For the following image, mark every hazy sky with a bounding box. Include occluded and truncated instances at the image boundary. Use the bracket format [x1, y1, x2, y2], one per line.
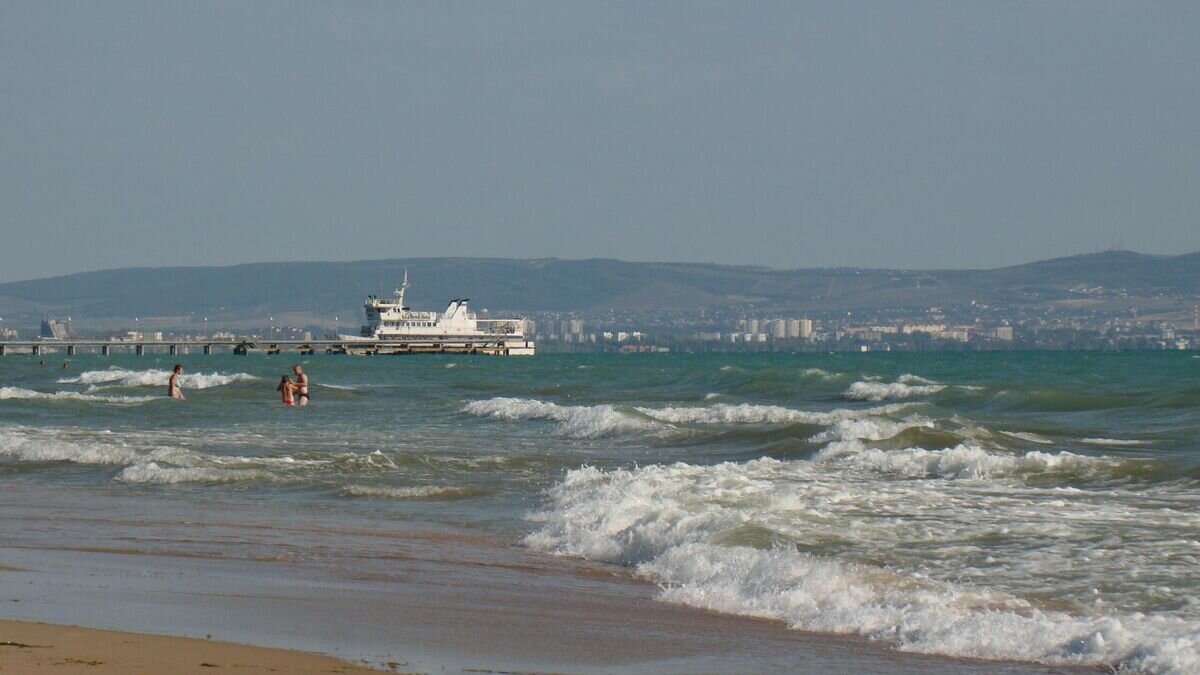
[2, 1, 1198, 282]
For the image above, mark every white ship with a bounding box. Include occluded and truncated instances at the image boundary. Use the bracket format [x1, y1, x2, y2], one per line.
[342, 272, 535, 356]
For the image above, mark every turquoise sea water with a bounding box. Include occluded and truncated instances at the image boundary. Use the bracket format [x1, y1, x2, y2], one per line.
[1, 351, 1198, 672]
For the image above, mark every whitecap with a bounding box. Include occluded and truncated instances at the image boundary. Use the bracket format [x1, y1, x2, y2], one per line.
[462, 397, 663, 438]
[0, 427, 142, 464]
[1079, 437, 1151, 447]
[844, 380, 946, 401]
[60, 368, 259, 390]
[116, 461, 273, 484]
[636, 402, 912, 426]
[1004, 431, 1055, 445]
[0, 386, 156, 404]
[813, 440, 1113, 480]
[464, 397, 916, 438]
[526, 461, 1198, 672]
[341, 484, 490, 500]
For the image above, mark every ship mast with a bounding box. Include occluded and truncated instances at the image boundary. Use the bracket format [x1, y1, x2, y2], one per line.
[394, 270, 410, 310]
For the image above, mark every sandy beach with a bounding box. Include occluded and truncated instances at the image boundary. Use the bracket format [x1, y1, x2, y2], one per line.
[1, 620, 378, 674]
[0, 482, 1090, 675]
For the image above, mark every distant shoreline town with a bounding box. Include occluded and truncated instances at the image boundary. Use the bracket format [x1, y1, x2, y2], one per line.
[1, 251, 1196, 354]
[7, 305, 1197, 355]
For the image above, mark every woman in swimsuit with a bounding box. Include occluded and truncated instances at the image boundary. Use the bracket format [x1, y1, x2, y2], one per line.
[277, 376, 297, 406]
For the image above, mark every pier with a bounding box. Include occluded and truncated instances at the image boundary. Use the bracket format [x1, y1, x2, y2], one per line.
[0, 338, 534, 357]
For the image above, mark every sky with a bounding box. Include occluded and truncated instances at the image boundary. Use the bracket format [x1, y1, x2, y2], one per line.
[1, 1, 1198, 283]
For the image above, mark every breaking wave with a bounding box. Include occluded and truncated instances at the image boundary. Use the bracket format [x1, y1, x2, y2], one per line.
[844, 376, 946, 401]
[462, 397, 917, 439]
[0, 386, 156, 404]
[813, 440, 1117, 480]
[0, 427, 141, 464]
[526, 458, 1198, 673]
[1081, 437, 1152, 447]
[341, 484, 492, 500]
[60, 368, 260, 390]
[116, 462, 275, 484]
[461, 397, 663, 438]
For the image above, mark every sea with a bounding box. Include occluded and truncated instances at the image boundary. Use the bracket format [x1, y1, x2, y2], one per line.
[1, 351, 1197, 673]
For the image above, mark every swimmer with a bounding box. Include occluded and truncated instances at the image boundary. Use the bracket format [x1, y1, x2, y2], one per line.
[292, 365, 309, 406]
[168, 364, 185, 400]
[277, 375, 297, 406]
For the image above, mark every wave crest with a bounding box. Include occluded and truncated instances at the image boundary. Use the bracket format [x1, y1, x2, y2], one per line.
[527, 460, 1196, 672]
[341, 484, 492, 500]
[0, 386, 156, 404]
[844, 379, 946, 401]
[60, 368, 260, 390]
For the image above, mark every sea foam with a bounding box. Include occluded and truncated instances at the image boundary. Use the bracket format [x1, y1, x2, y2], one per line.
[844, 378, 946, 401]
[341, 484, 491, 500]
[463, 397, 915, 438]
[461, 397, 663, 438]
[0, 427, 142, 464]
[0, 386, 157, 404]
[813, 440, 1113, 480]
[60, 368, 260, 390]
[527, 459, 1198, 672]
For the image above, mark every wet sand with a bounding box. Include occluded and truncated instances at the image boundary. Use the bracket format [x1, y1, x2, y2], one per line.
[0, 483, 1091, 674]
[0, 620, 379, 674]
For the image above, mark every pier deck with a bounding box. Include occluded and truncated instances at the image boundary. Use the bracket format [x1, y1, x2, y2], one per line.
[0, 339, 533, 357]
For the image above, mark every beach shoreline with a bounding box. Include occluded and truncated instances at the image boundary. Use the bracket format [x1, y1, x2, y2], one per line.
[0, 483, 1090, 675]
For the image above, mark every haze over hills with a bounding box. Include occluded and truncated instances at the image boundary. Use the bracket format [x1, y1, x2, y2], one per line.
[0, 251, 1196, 330]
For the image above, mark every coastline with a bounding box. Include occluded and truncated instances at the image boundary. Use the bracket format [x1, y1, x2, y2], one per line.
[0, 483, 1092, 674]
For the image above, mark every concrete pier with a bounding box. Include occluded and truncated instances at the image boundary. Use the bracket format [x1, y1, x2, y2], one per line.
[0, 338, 535, 357]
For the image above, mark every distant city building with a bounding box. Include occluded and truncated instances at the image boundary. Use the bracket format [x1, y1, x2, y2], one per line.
[937, 329, 970, 342]
[40, 319, 69, 339]
[738, 319, 762, 333]
[990, 326, 1014, 341]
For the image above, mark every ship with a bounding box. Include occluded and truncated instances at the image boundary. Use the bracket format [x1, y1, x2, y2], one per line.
[341, 272, 535, 356]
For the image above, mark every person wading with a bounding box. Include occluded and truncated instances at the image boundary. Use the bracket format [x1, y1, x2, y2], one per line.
[292, 365, 310, 406]
[277, 375, 297, 406]
[168, 364, 185, 400]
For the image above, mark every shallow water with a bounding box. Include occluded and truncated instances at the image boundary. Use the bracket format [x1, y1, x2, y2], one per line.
[1, 351, 1197, 672]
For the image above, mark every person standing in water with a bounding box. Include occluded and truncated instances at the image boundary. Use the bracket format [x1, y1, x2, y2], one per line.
[168, 364, 185, 400]
[277, 375, 297, 406]
[292, 365, 309, 406]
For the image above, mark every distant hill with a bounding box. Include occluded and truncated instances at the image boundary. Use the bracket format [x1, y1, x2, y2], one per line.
[0, 251, 1196, 328]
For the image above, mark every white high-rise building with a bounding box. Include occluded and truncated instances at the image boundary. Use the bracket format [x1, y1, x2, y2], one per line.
[796, 319, 813, 339]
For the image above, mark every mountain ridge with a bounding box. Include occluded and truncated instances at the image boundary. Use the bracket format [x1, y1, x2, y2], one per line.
[0, 251, 1195, 326]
